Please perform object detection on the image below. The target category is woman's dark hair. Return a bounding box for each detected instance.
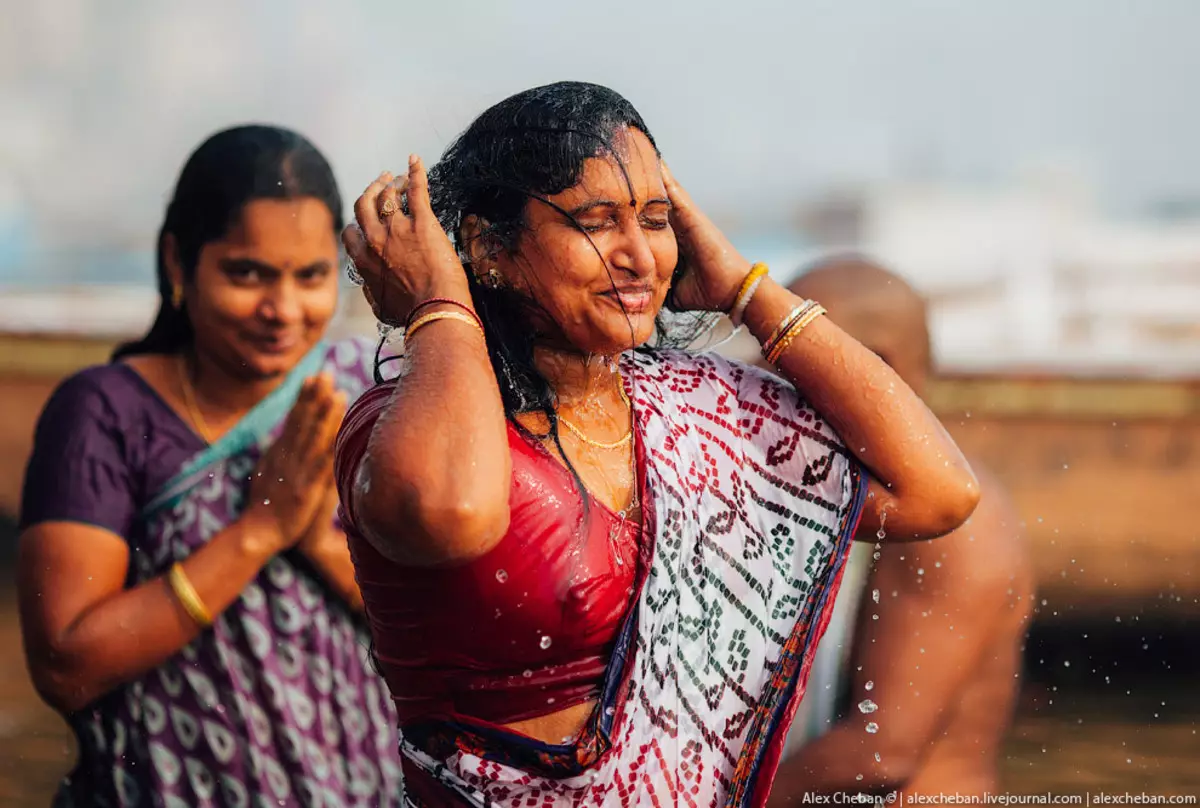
[112,124,343,360]
[407,81,703,408]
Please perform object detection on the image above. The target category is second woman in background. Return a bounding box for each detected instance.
[18,125,403,807]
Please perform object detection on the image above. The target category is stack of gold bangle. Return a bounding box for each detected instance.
[168,562,213,629]
[762,299,827,365]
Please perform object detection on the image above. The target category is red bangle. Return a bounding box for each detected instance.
[404,297,483,331]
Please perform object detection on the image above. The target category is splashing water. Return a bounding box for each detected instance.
[540,635,553,650]
[859,699,879,714]
[872,589,880,603]
[495,569,509,584]
[865,722,879,734]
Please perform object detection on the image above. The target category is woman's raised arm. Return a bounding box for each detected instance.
[664,165,978,541]
[338,157,511,566]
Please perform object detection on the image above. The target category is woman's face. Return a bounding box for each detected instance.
[493,128,678,356]
[179,197,339,379]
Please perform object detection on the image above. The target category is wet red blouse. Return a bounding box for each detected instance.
[334,382,642,727]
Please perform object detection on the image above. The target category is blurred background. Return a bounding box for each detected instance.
[1,0,1198,801]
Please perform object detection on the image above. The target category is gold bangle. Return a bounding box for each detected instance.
[762,302,814,356]
[405,310,486,342]
[765,303,826,364]
[167,562,213,628]
[729,263,770,324]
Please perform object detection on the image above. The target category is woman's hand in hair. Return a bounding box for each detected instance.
[343,156,471,326]
[660,162,753,314]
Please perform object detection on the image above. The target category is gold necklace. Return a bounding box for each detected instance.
[177,355,214,444]
[556,383,633,450]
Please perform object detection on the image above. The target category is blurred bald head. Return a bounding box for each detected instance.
[787,254,932,394]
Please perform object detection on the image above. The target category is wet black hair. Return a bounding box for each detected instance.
[386,81,710,411]
[112,124,343,360]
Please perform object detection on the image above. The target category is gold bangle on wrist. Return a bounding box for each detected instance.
[762,301,814,354]
[405,310,487,342]
[763,301,826,364]
[167,562,213,629]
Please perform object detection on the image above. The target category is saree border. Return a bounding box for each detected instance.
[140,341,328,519]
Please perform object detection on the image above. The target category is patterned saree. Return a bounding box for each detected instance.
[59,339,404,807]
[398,349,867,807]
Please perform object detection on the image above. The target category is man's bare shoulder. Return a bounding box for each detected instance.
[945,458,1033,600]
[873,458,1031,601]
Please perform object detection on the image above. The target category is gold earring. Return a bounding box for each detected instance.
[171,285,183,309]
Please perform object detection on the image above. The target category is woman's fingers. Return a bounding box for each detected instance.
[353,173,393,250]
[342,225,380,282]
[660,161,692,210]
[405,155,435,226]
[343,224,387,316]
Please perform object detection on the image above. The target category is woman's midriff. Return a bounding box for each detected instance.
[503,700,597,744]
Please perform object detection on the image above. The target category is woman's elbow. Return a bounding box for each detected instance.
[926,471,981,537]
[414,497,511,563]
[359,491,511,566]
[28,656,94,715]
[892,464,981,540]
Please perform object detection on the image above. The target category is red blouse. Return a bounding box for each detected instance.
[334,382,642,727]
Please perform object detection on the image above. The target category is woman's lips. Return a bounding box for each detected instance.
[604,288,654,314]
[248,333,299,354]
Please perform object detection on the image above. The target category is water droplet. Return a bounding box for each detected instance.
[858,699,878,714]
[934,561,942,568]
[262,499,271,506]
[872,589,880,603]
[495,569,509,583]
[522,669,532,678]
[864,681,874,691]
[917,568,925,575]
[1063,660,1071,668]
[539,635,553,650]
[874,752,881,762]
[872,614,879,621]
[865,722,879,734]
[605,706,615,716]
[873,552,881,560]
[855,774,863,781]
[546,697,556,705]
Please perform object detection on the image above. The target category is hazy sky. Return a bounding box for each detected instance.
[3,0,1199,265]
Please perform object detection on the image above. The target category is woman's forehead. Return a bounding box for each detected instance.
[551,130,664,207]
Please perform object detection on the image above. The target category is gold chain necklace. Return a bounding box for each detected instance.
[177,355,214,444]
[556,383,633,450]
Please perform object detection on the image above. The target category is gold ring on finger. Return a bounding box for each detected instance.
[379,198,400,218]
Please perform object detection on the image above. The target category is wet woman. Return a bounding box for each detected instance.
[18,125,403,806]
[337,82,979,806]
